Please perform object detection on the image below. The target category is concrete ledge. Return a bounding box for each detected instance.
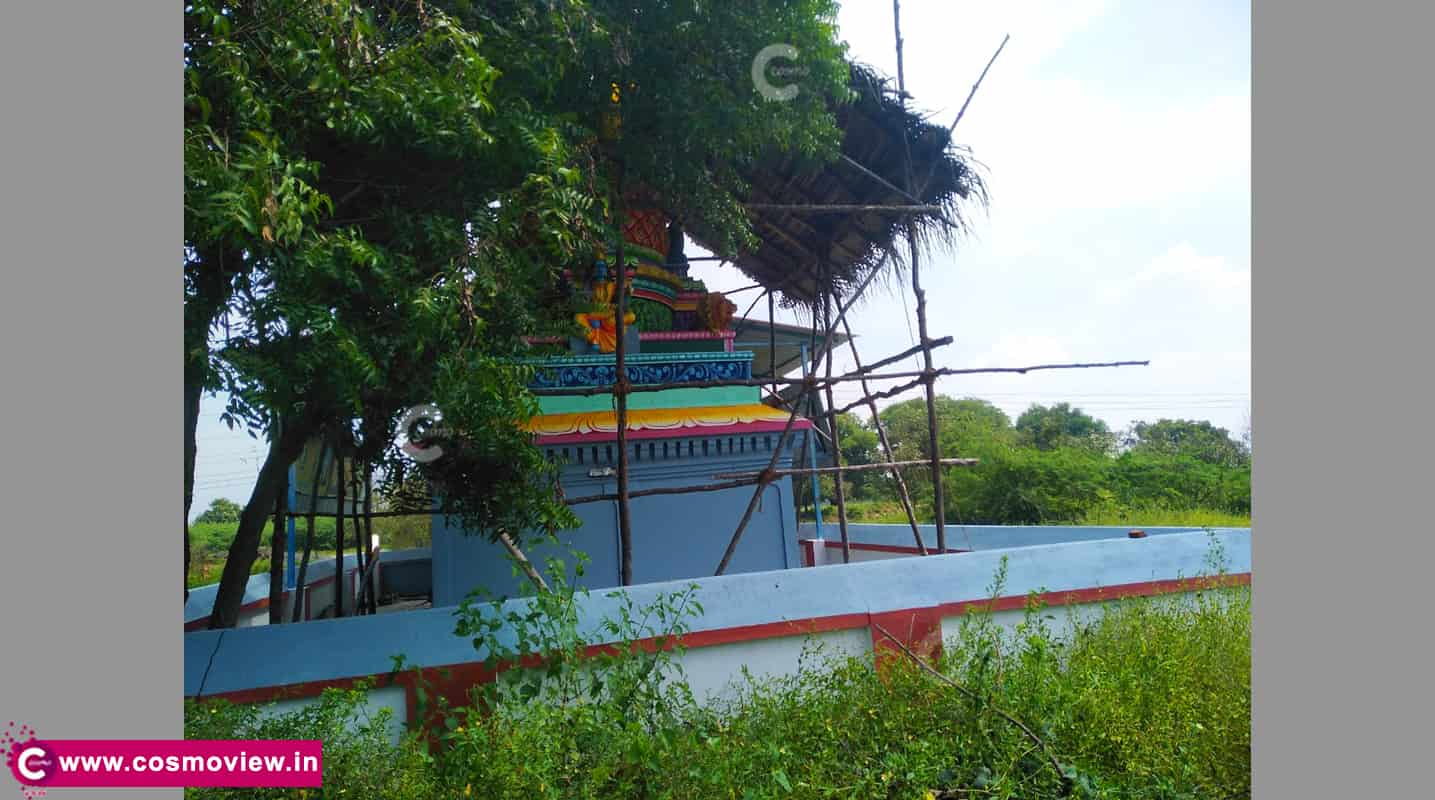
[186,529,1249,699]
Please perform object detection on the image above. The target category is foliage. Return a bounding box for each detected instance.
[184,683,439,800]
[186,513,430,590]
[800,396,1252,526]
[1015,403,1113,454]
[1124,419,1251,467]
[194,497,243,524]
[189,560,1251,800]
[185,0,859,618]
[447,549,701,720]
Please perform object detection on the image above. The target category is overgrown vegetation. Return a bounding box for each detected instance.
[184,0,856,626]
[187,507,430,589]
[187,548,1250,799]
[799,399,1251,526]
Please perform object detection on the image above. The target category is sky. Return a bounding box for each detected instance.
[190,0,1250,517]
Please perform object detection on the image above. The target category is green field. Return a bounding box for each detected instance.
[187,516,431,590]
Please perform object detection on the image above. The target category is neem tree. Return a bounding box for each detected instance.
[185,0,850,627]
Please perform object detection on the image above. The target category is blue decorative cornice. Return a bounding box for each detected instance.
[523,352,754,389]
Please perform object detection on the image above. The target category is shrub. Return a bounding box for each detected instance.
[184,684,439,800]
[189,549,1250,800]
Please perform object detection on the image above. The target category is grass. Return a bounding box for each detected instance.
[186,576,1251,800]
[804,500,1251,528]
[186,514,432,590]
[187,552,338,590]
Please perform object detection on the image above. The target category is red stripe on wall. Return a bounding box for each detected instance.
[870,607,945,664]
[536,418,813,446]
[192,572,1250,724]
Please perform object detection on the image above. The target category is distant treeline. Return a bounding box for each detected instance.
[797,397,1251,526]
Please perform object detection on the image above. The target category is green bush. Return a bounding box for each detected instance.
[187,514,431,589]
[184,684,438,800]
[188,552,1251,800]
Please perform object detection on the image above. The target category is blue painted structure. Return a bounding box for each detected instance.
[185,528,1251,699]
[431,436,803,606]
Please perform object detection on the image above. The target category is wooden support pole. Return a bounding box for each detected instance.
[713,458,978,480]
[363,467,377,614]
[528,359,1149,398]
[291,443,329,623]
[821,285,852,563]
[839,154,922,203]
[333,450,346,618]
[858,336,953,376]
[894,0,947,553]
[565,477,761,506]
[268,454,288,624]
[498,531,550,593]
[768,290,778,401]
[841,313,928,555]
[714,264,884,575]
[743,203,946,214]
[350,468,365,614]
[613,189,635,586]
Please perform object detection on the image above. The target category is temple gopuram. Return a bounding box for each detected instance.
[431,208,833,604]
[427,64,989,604]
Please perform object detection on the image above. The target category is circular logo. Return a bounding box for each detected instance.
[397,404,445,463]
[752,44,802,102]
[11,741,57,786]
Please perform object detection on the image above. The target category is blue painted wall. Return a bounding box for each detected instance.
[186,528,1252,699]
[432,432,804,606]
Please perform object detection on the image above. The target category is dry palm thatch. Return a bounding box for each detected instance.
[681,62,988,310]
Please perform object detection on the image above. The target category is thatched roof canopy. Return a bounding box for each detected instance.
[682,64,987,309]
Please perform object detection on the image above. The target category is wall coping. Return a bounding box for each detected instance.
[186,529,1249,698]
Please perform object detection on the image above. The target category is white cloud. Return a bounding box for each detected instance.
[960,82,1249,214]
[969,334,1075,369]
[1100,242,1250,306]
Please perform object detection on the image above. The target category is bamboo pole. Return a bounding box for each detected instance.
[713,262,885,575]
[350,468,365,614]
[612,171,635,586]
[498,531,550,593]
[528,360,1149,397]
[894,0,947,552]
[363,467,377,614]
[333,449,346,618]
[841,313,927,554]
[768,291,778,400]
[713,458,978,480]
[291,443,330,623]
[743,203,946,214]
[821,285,852,563]
[268,454,288,624]
[566,477,761,506]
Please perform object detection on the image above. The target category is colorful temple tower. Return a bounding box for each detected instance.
[431,210,816,605]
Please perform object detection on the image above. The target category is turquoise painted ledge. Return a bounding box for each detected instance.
[537,385,761,415]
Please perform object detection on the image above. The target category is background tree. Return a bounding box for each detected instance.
[1015,402,1113,453]
[1127,418,1250,467]
[796,394,1250,527]
[186,0,854,626]
[194,498,243,525]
